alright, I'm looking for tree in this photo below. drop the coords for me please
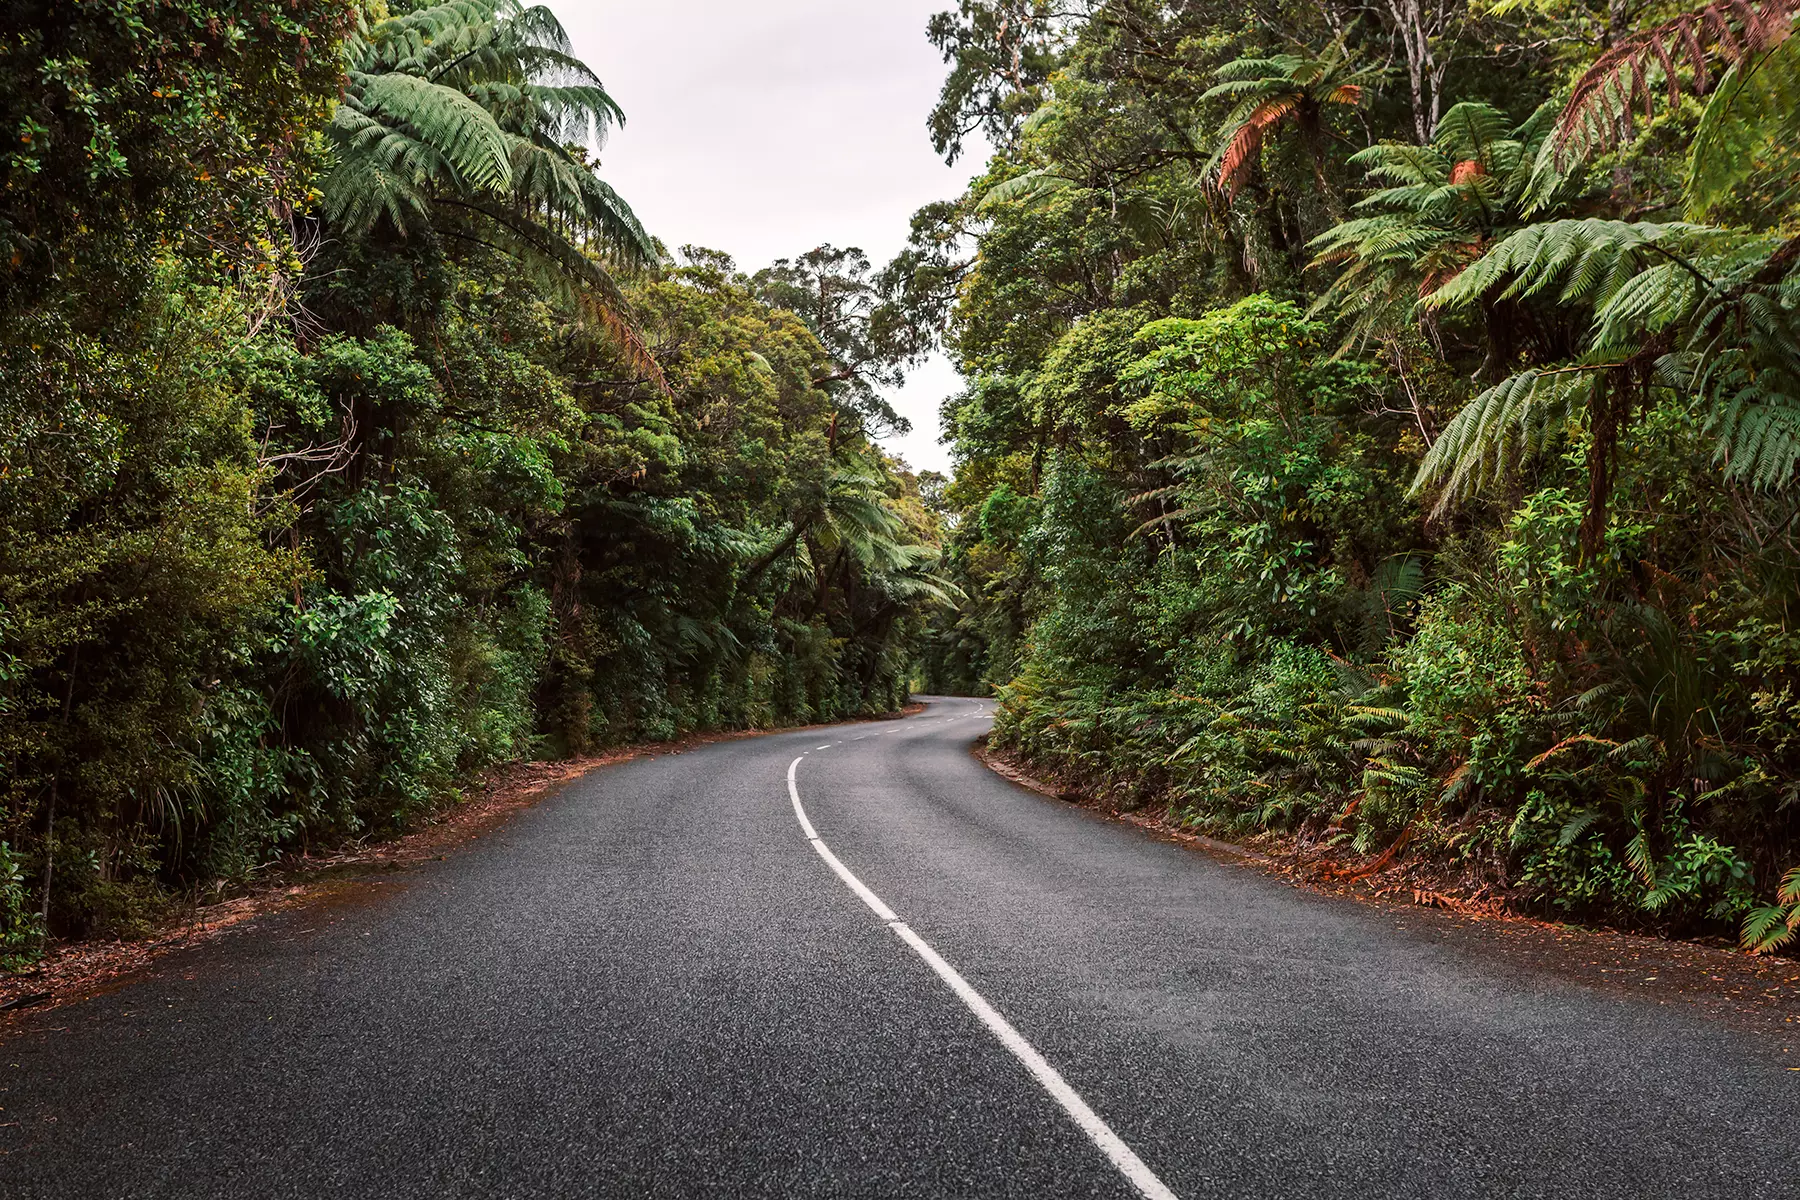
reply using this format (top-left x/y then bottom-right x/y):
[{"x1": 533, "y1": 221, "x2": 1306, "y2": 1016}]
[
  {"x1": 1201, "y1": 40, "x2": 1377, "y2": 219},
  {"x1": 753, "y1": 245, "x2": 933, "y2": 438},
  {"x1": 1413, "y1": 23, "x2": 1800, "y2": 546},
  {"x1": 326, "y1": 0, "x2": 661, "y2": 377},
  {"x1": 1310, "y1": 101, "x2": 1589, "y2": 368},
  {"x1": 0, "y1": 0, "x2": 354, "y2": 313},
  {"x1": 926, "y1": 0, "x2": 1077, "y2": 163}
]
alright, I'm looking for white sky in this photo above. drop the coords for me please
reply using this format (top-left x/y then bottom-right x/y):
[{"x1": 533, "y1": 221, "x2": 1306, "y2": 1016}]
[{"x1": 558, "y1": 1, "x2": 982, "y2": 474}]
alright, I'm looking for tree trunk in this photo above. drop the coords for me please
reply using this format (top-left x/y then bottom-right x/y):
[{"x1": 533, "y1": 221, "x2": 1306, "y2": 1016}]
[{"x1": 38, "y1": 779, "x2": 55, "y2": 926}]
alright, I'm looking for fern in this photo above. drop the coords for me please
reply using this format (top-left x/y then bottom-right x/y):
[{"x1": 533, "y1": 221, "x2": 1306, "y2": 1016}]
[
  {"x1": 327, "y1": 0, "x2": 661, "y2": 381},
  {"x1": 1427, "y1": 219, "x2": 1723, "y2": 312},
  {"x1": 1685, "y1": 34, "x2": 1800, "y2": 218},
  {"x1": 1741, "y1": 864, "x2": 1800, "y2": 951},
  {"x1": 1740, "y1": 902, "x2": 1799, "y2": 951},
  {"x1": 1309, "y1": 103, "x2": 1584, "y2": 344},
  {"x1": 977, "y1": 168, "x2": 1073, "y2": 211},
  {"x1": 1716, "y1": 395, "x2": 1800, "y2": 486},
  {"x1": 1199, "y1": 40, "x2": 1375, "y2": 203},
  {"x1": 328, "y1": 72, "x2": 515, "y2": 228},
  {"x1": 1552, "y1": 0, "x2": 1800, "y2": 166},
  {"x1": 1558, "y1": 809, "x2": 1603, "y2": 848},
  {"x1": 1411, "y1": 365, "x2": 1599, "y2": 511},
  {"x1": 1625, "y1": 820, "x2": 1659, "y2": 889},
  {"x1": 1417, "y1": 204, "x2": 1798, "y2": 510}
]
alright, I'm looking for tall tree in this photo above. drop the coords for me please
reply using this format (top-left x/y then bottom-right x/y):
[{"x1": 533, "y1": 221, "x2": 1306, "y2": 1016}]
[
  {"x1": 326, "y1": 0, "x2": 661, "y2": 376},
  {"x1": 753, "y1": 245, "x2": 932, "y2": 438}
]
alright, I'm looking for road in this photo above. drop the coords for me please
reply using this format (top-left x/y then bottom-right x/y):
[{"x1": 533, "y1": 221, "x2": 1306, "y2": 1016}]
[{"x1": 3, "y1": 697, "x2": 1793, "y2": 1198}]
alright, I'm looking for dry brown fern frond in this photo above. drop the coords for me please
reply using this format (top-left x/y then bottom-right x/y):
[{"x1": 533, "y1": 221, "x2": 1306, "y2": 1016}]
[{"x1": 1555, "y1": 0, "x2": 1799, "y2": 164}]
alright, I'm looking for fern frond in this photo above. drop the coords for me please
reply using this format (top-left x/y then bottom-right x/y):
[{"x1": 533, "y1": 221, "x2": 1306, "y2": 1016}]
[
  {"x1": 1427, "y1": 218, "x2": 1727, "y2": 312},
  {"x1": 1554, "y1": 0, "x2": 1800, "y2": 166},
  {"x1": 1411, "y1": 366, "x2": 1599, "y2": 511},
  {"x1": 1625, "y1": 823, "x2": 1658, "y2": 888},
  {"x1": 345, "y1": 69, "x2": 514, "y2": 194},
  {"x1": 1686, "y1": 34, "x2": 1800, "y2": 217},
  {"x1": 1707, "y1": 384, "x2": 1800, "y2": 487},
  {"x1": 1592, "y1": 261, "x2": 1704, "y2": 344},
  {"x1": 1740, "y1": 899, "x2": 1800, "y2": 952},
  {"x1": 1558, "y1": 809, "x2": 1603, "y2": 847},
  {"x1": 978, "y1": 169, "x2": 1073, "y2": 211},
  {"x1": 1435, "y1": 101, "x2": 1514, "y2": 168}
]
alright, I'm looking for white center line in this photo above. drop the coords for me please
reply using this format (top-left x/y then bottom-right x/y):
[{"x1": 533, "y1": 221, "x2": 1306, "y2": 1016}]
[{"x1": 784, "y1": 755, "x2": 1178, "y2": 1200}]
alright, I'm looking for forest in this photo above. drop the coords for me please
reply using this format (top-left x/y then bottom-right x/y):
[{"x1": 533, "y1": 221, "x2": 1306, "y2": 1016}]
[
  {"x1": 5, "y1": 0, "x2": 1800, "y2": 967},
  {"x1": 906, "y1": 0, "x2": 1800, "y2": 950},
  {"x1": 0, "y1": 1, "x2": 950, "y2": 957}
]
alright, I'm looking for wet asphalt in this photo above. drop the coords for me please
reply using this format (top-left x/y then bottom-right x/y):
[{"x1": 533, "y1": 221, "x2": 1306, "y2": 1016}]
[{"x1": 3, "y1": 697, "x2": 1794, "y2": 1198}]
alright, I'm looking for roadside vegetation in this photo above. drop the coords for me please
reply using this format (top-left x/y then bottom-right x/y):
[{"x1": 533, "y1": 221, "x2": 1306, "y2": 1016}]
[
  {"x1": 905, "y1": 0, "x2": 1800, "y2": 950},
  {"x1": 8, "y1": 0, "x2": 1800, "y2": 967},
  {"x1": 0, "y1": 1, "x2": 949, "y2": 959}
]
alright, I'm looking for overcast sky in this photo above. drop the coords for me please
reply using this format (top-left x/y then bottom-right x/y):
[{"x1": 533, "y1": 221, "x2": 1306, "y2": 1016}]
[{"x1": 557, "y1": 1, "x2": 982, "y2": 474}]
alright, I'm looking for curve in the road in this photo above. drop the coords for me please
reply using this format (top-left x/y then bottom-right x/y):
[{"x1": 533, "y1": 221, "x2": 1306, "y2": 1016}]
[
  {"x1": 788, "y1": 743, "x2": 1178, "y2": 1200},
  {"x1": 3, "y1": 695, "x2": 1795, "y2": 1198}
]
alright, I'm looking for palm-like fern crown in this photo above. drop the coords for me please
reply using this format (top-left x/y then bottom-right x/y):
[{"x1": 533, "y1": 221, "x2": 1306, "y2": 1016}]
[
  {"x1": 1199, "y1": 40, "x2": 1377, "y2": 199},
  {"x1": 326, "y1": 0, "x2": 662, "y2": 382},
  {"x1": 331, "y1": 0, "x2": 651, "y2": 261},
  {"x1": 812, "y1": 465, "x2": 962, "y2": 606},
  {"x1": 1308, "y1": 103, "x2": 1590, "y2": 341},
  {"x1": 1354, "y1": 103, "x2": 1535, "y2": 229},
  {"x1": 1392, "y1": 0, "x2": 1800, "y2": 522},
  {"x1": 1414, "y1": 216, "x2": 1798, "y2": 508}
]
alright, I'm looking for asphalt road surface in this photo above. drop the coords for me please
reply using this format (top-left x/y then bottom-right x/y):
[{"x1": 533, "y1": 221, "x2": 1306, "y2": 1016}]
[{"x1": 4, "y1": 697, "x2": 1794, "y2": 1198}]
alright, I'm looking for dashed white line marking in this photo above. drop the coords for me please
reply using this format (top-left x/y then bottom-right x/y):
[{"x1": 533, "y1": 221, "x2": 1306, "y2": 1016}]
[{"x1": 784, "y1": 754, "x2": 1178, "y2": 1200}]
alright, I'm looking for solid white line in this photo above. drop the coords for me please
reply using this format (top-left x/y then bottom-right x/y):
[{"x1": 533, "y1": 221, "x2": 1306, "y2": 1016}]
[
  {"x1": 783, "y1": 755, "x2": 1178, "y2": 1200},
  {"x1": 786, "y1": 756, "x2": 820, "y2": 840},
  {"x1": 787, "y1": 756, "x2": 893, "y2": 919},
  {"x1": 888, "y1": 923, "x2": 1178, "y2": 1200}
]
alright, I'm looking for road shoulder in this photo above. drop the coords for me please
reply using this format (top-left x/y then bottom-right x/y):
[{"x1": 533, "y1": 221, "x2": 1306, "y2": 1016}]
[
  {"x1": 975, "y1": 738, "x2": 1800, "y2": 1048},
  {"x1": 1, "y1": 706, "x2": 925, "y2": 1023}
]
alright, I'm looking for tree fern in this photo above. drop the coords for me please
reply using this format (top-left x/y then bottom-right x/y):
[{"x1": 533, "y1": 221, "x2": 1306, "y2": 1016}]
[
  {"x1": 1309, "y1": 102, "x2": 1586, "y2": 345},
  {"x1": 1411, "y1": 365, "x2": 1599, "y2": 511},
  {"x1": 1410, "y1": 213, "x2": 1800, "y2": 521},
  {"x1": 1200, "y1": 40, "x2": 1376, "y2": 213},
  {"x1": 1551, "y1": 0, "x2": 1800, "y2": 166},
  {"x1": 327, "y1": 0, "x2": 660, "y2": 380}
]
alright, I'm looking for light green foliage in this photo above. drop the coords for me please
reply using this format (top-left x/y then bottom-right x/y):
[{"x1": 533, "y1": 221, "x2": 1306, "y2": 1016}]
[{"x1": 1121, "y1": 298, "x2": 1403, "y2": 645}]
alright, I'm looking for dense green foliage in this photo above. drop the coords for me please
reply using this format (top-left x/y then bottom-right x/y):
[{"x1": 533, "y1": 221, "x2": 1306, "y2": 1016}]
[
  {"x1": 0, "y1": 2, "x2": 945, "y2": 952},
  {"x1": 907, "y1": 0, "x2": 1800, "y2": 948},
  {"x1": 9, "y1": 0, "x2": 1800, "y2": 961}
]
